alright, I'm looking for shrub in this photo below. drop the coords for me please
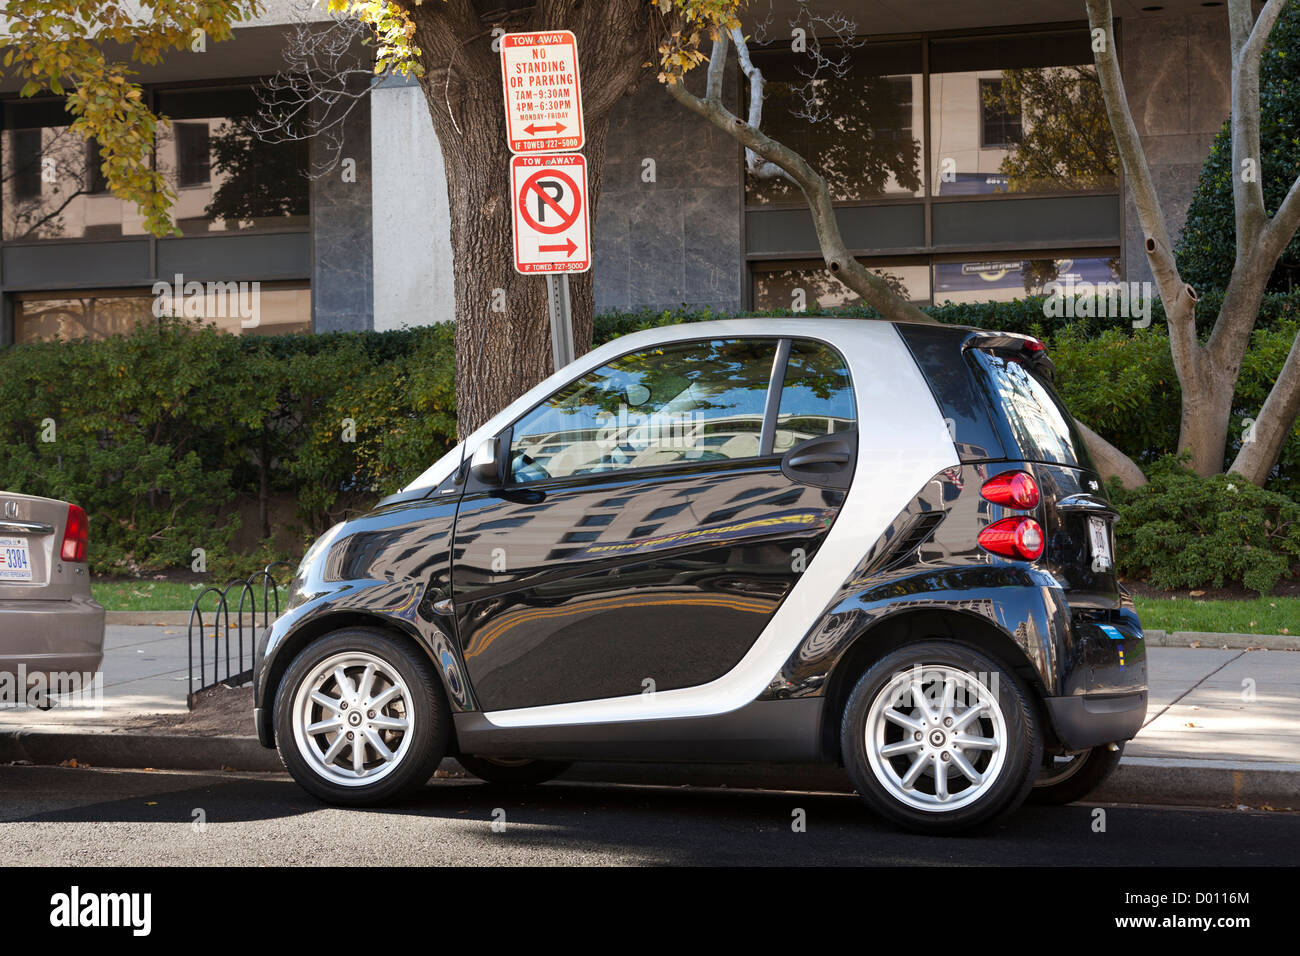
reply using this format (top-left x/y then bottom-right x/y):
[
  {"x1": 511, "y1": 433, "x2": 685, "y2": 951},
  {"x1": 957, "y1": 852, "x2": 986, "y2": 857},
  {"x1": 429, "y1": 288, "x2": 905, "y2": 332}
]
[
  {"x1": 1111, "y1": 460, "x2": 1300, "y2": 596},
  {"x1": 0, "y1": 318, "x2": 458, "y2": 574}
]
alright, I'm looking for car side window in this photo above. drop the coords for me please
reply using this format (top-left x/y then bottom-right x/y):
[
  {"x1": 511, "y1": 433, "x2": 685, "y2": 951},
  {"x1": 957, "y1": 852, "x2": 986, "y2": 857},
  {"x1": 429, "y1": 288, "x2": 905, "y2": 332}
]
[
  {"x1": 773, "y1": 340, "x2": 856, "y2": 452},
  {"x1": 510, "y1": 338, "x2": 778, "y2": 483}
]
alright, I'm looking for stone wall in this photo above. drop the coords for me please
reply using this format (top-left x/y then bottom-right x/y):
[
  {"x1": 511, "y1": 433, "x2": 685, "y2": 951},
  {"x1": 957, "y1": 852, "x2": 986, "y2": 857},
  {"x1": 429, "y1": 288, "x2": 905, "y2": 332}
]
[
  {"x1": 310, "y1": 83, "x2": 374, "y2": 333},
  {"x1": 593, "y1": 67, "x2": 744, "y2": 315},
  {"x1": 370, "y1": 76, "x2": 455, "y2": 330},
  {"x1": 1120, "y1": 11, "x2": 1232, "y2": 283}
]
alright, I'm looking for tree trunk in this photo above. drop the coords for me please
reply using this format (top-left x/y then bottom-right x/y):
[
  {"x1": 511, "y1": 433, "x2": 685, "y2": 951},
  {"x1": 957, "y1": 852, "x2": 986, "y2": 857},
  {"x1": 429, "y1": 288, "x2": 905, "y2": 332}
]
[
  {"x1": 1230, "y1": 326, "x2": 1300, "y2": 483},
  {"x1": 1075, "y1": 420, "x2": 1147, "y2": 488},
  {"x1": 406, "y1": 0, "x2": 649, "y2": 438}
]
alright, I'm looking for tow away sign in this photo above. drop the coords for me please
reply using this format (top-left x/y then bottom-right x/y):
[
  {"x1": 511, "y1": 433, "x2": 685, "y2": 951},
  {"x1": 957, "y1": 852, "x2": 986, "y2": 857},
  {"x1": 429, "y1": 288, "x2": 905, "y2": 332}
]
[
  {"x1": 500, "y1": 30, "x2": 584, "y2": 153},
  {"x1": 510, "y1": 153, "x2": 590, "y2": 274}
]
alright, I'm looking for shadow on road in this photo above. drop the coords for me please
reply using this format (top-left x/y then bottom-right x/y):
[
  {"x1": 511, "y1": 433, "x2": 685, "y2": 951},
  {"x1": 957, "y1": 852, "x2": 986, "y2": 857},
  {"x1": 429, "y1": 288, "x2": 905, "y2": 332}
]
[{"x1": 2, "y1": 766, "x2": 1298, "y2": 866}]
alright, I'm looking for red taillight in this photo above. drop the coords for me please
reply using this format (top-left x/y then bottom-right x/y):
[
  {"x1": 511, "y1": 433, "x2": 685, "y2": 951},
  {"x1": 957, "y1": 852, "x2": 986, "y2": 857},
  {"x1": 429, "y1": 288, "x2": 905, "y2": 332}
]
[
  {"x1": 60, "y1": 504, "x2": 88, "y2": 563},
  {"x1": 981, "y1": 471, "x2": 1040, "y2": 509},
  {"x1": 1024, "y1": 337, "x2": 1046, "y2": 353},
  {"x1": 978, "y1": 516, "x2": 1045, "y2": 561}
]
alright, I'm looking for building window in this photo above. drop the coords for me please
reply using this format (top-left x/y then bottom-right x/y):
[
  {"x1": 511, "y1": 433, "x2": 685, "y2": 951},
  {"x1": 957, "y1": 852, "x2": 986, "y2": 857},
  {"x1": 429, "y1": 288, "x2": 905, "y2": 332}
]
[
  {"x1": 932, "y1": 255, "x2": 1120, "y2": 305},
  {"x1": 979, "y1": 79, "x2": 1023, "y2": 148},
  {"x1": 173, "y1": 122, "x2": 211, "y2": 188},
  {"x1": 10, "y1": 129, "x2": 43, "y2": 200},
  {"x1": 3, "y1": 100, "x2": 148, "y2": 241},
  {"x1": 745, "y1": 40, "x2": 925, "y2": 204},
  {"x1": 1, "y1": 84, "x2": 310, "y2": 242},
  {"x1": 156, "y1": 87, "x2": 309, "y2": 235},
  {"x1": 930, "y1": 31, "x2": 1117, "y2": 196},
  {"x1": 752, "y1": 262, "x2": 932, "y2": 310},
  {"x1": 13, "y1": 284, "x2": 313, "y2": 343},
  {"x1": 752, "y1": 254, "x2": 1118, "y2": 310},
  {"x1": 84, "y1": 138, "x2": 109, "y2": 194}
]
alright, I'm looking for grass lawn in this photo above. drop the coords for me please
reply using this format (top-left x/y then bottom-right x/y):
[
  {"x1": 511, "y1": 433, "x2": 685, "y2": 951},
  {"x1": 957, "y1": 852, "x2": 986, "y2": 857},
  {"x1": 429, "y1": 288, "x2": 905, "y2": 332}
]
[
  {"x1": 94, "y1": 580, "x2": 290, "y2": 613},
  {"x1": 1134, "y1": 596, "x2": 1298, "y2": 636}
]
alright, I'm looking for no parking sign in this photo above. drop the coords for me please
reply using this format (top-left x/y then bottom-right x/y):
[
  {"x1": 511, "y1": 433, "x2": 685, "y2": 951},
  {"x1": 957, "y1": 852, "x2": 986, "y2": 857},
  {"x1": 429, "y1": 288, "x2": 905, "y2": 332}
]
[{"x1": 510, "y1": 153, "x2": 590, "y2": 274}]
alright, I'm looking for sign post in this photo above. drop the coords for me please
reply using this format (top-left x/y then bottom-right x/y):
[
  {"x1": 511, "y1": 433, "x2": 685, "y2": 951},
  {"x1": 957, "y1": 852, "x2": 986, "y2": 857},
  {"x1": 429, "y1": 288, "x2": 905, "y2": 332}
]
[
  {"x1": 501, "y1": 30, "x2": 587, "y2": 373},
  {"x1": 545, "y1": 275, "x2": 575, "y2": 370}
]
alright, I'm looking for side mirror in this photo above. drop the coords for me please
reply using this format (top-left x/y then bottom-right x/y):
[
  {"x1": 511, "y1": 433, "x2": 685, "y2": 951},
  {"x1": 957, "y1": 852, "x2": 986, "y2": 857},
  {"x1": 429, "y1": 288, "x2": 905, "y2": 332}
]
[{"x1": 469, "y1": 436, "x2": 503, "y2": 485}]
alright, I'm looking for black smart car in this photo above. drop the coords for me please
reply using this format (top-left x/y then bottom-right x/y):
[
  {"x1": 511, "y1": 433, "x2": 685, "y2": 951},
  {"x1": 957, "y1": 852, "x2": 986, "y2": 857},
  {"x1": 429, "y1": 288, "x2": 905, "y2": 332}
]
[{"x1": 253, "y1": 318, "x2": 1147, "y2": 833}]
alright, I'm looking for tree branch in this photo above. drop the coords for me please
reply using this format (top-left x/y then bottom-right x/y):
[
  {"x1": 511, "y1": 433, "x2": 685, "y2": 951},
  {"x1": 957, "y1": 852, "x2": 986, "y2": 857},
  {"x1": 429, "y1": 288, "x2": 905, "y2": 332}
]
[
  {"x1": 1227, "y1": 0, "x2": 1281, "y2": 250},
  {"x1": 665, "y1": 30, "x2": 932, "y2": 324},
  {"x1": 1085, "y1": 0, "x2": 1200, "y2": 375},
  {"x1": 1229, "y1": 324, "x2": 1300, "y2": 483}
]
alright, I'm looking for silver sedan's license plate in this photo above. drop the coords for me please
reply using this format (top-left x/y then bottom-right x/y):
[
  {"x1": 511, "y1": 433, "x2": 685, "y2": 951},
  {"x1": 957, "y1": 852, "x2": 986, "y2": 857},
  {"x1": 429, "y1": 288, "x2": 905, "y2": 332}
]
[
  {"x1": 0, "y1": 537, "x2": 33, "y2": 582},
  {"x1": 1088, "y1": 516, "x2": 1112, "y2": 571}
]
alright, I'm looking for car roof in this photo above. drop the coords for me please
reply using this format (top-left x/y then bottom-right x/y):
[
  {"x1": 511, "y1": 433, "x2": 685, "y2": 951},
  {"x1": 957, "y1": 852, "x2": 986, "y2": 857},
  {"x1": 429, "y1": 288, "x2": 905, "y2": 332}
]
[{"x1": 611, "y1": 316, "x2": 978, "y2": 338}]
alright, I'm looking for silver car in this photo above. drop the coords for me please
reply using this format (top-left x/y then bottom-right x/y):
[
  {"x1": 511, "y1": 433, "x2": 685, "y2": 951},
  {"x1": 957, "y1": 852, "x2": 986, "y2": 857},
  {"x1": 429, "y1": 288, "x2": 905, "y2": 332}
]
[{"x1": 0, "y1": 492, "x2": 104, "y2": 697}]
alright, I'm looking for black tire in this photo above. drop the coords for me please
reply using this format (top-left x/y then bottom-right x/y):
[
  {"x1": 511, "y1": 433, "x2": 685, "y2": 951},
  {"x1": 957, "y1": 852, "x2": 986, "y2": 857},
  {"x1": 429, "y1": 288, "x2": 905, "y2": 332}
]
[
  {"x1": 1029, "y1": 743, "x2": 1124, "y2": 805},
  {"x1": 274, "y1": 628, "x2": 450, "y2": 806},
  {"x1": 457, "y1": 754, "x2": 572, "y2": 785},
  {"x1": 840, "y1": 640, "x2": 1041, "y2": 834}
]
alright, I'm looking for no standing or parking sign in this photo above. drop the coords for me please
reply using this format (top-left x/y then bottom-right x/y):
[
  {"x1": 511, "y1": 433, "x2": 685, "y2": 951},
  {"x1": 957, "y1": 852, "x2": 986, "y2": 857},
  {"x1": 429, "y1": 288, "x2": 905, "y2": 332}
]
[
  {"x1": 510, "y1": 153, "x2": 591, "y2": 274},
  {"x1": 500, "y1": 30, "x2": 585, "y2": 153}
]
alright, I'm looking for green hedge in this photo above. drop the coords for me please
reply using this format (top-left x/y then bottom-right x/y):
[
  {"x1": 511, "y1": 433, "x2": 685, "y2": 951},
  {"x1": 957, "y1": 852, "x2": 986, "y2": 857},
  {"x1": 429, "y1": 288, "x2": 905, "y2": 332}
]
[
  {"x1": 1111, "y1": 460, "x2": 1300, "y2": 596},
  {"x1": 0, "y1": 319, "x2": 455, "y2": 574},
  {"x1": 4, "y1": 292, "x2": 1299, "y2": 575}
]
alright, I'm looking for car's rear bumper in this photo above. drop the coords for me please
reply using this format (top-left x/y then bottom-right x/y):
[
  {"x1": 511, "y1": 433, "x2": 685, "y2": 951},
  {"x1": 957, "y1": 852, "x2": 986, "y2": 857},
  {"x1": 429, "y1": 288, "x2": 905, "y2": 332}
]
[
  {"x1": 0, "y1": 595, "x2": 105, "y2": 677},
  {"x1": 1043, "y1": 689, "x2": 1147, "y2": 750},
  {"x1": 1046, "y1": 605, "x2": 1147, "y2": 750}
]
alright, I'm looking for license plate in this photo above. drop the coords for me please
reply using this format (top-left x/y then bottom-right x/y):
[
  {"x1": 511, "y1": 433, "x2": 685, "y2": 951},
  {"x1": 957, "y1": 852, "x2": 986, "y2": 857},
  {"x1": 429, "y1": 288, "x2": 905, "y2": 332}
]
[
  {"x1": 0, "y1": 537, "x2": 33, "y2": 582},
  {"x1": 1087, "y1": 516, "x2": 1113, "y2": 572}
]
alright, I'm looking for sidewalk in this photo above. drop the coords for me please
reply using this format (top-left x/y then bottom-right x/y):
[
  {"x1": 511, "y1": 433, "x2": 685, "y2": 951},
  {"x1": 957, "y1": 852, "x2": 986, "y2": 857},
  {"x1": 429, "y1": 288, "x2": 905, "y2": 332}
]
[{"x1": 1, "y1": 626, "x2": 1297, "y2": 807}]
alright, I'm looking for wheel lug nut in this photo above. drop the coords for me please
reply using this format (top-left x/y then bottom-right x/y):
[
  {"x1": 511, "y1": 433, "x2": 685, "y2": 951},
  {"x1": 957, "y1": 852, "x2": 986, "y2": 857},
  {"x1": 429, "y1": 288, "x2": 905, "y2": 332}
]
[
  {"x1": 346, "y1": 731, "x2": 354, "y2": 740},
  {"x1": 367, "y1": 710, "x2": 375, "y2": 719},
  {"x1": 914, "y1": 731, "x2": 923, "y2": 741},
  {"x1": 941, "y1": 752, "x2": 950, "y2": 762},
  {"x1": 341, "y1": 702, "x2": 348, "y2": 710},
  {"x1": 943, "y1": 717, "x2": 953, "y2": 727}
]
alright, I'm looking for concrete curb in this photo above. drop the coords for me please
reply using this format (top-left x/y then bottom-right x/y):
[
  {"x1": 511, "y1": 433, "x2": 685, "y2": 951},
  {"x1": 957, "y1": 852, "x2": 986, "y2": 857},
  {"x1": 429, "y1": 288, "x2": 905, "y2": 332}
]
[
  {"x1": 105, "y1": 612, "x2": 192, "y2": 627},
  {"x1": 1093, "y1": 757, "x2": 1300, "y2": 809},
  {"x1": 0, "y1": 729, "x2": 282, "y2": 773},
  {"x1": 1143, "y1": 629, "x2": 1298, "y2": 650},
  {"x1": 2, "y1": 731, "x2": 1296, "y2": 810}
]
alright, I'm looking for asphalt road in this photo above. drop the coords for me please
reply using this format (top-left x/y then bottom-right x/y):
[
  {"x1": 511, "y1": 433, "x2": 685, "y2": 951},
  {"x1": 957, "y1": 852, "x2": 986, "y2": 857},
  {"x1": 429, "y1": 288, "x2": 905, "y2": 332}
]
[{"x1": 0, "y1": 764, "x2": 1297, "y2": 866}]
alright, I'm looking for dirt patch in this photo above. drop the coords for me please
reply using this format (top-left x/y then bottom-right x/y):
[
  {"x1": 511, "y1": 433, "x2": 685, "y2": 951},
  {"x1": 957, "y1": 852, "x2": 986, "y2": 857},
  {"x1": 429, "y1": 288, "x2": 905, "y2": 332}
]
[
  {"x1": 1123, "y1": 578, "x2": 1300, "y2": 601},
  {"x1": 125, "y1": 684, "x2": 257, "y2": 737}
]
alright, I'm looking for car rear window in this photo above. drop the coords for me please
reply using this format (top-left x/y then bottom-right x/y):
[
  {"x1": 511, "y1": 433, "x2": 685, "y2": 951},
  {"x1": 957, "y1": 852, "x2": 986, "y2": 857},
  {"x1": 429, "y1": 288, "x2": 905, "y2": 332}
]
[{"x1": 970, "y1": 350, "x2": 1092, "y2": 469}]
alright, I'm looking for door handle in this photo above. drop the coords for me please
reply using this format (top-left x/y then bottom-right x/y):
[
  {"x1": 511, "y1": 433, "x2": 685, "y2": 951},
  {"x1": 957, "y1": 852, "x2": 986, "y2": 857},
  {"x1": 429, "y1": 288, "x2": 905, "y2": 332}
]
[{"x1": 786, "y1": 450, "x2": 851, "y2": 468}]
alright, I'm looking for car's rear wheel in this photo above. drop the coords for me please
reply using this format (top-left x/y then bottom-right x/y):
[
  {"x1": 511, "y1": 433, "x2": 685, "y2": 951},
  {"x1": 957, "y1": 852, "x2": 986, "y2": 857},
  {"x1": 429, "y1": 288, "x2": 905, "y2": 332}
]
[
  {"x1": 274, "y1": 629, "x2": 449, "y2": 805},
  {"x1": 841, "y1": 640, "x2": 1040, "y2": 833},
  {"x1": 1029, "y1": 743, "x2": 1124, "y2": 805},
  {"x1": 457, "y1": 754, "x2": 572, "y2": 785}
]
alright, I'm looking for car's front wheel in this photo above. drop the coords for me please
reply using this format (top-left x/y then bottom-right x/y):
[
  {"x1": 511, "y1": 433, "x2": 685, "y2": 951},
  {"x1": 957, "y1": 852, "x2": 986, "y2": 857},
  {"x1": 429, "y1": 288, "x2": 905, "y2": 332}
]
[
  {"x1": 841, "y1": 641, "x2": 1041, "y2": 833},
  {"x1": 274, "y1": 628, "x2": 449, "y2": 805}
]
